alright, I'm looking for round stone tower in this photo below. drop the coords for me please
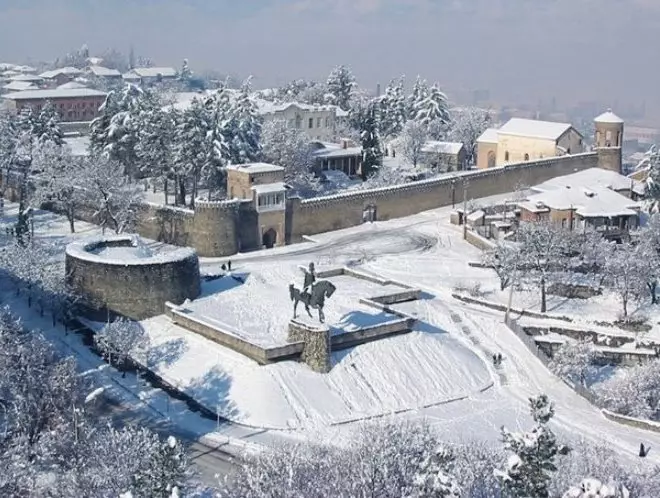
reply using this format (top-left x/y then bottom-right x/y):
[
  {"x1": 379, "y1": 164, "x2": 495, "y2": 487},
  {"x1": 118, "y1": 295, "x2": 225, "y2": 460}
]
[{"x1": 594, "y1": 109, "x2": 624, "y2": 173}]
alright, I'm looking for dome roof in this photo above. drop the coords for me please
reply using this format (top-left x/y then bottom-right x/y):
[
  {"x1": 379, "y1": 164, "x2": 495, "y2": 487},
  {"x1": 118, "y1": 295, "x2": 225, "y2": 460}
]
[{"x1": 594, "y1": 109, "x2": 623, "y2": 124}]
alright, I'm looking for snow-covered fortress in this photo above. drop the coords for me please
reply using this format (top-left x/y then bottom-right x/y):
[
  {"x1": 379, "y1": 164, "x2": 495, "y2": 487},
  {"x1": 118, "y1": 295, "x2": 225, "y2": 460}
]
[{"x1": 0, "y1": 112, "x2": 625, "y2": 258}]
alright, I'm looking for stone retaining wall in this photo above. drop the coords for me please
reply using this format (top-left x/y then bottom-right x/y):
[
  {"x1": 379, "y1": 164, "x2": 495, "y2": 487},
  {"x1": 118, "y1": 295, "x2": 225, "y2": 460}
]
[{"x1": 601, "y1": 409, "x2": 660, "y2": 434}]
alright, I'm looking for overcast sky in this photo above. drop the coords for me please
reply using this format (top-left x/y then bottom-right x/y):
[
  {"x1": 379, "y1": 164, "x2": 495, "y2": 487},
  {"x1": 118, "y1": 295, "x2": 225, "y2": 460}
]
[{"x1": 1, "y1": 0, "x2": 659, "y2": 121}]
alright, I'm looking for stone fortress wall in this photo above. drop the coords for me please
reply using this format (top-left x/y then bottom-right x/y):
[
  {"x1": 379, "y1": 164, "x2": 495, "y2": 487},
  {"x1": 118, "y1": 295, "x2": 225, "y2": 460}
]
[
  {"x1": 65, "y1": 235, "x2": 201, "y2": 320},
  {"x1": 2, "y1": 149, "x2": 610, "y2": 257}
]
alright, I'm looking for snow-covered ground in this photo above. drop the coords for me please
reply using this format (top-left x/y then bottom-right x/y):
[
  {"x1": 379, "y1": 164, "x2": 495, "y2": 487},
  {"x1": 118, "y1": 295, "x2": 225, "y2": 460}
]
[
  {"x1": 188, "y1": 267, "x2": 407, "y2": 346},
  {"x1": 5, "y1": 195, "x2": 660, "y2": 468}
]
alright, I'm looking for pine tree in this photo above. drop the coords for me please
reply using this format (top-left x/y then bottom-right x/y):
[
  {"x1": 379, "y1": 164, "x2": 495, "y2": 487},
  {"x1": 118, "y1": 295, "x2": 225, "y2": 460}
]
[
  {"x1": 379, "y1": 76, "x2": 407, "y2": 139},
  {"x1": 226, "y1": 76, "x2": 262, "y2": 165},
  {"x1": 407, "y1": 75, "x2": 429, "y2": 120},
  {"x1": 35, "y1": 101, "x2": 64, "y2": 146},
  {"x1": 104, "y1": 84, "x2": 146, "y2": 178},
  {"x1": 496, "y1": 394, "x2": 570, "y2": 498},
  {"x1": 409, "y1": 446, "x2": 461, "y2": 497},
  {"x1": 415, "y1": 83, "x2": 450, "y2": 137},
  {"x1": 179, "y1": 58, "x2": 192, "y2": 82},
  {"x1": 132, "y1": 436, "x2": 189, "y2": 498},
  {"x1": 360, "y1": 101, "x2": 383, "y2": 180},
  {"x1": 90, "y1": 90, "x2": 120, "y2": 155},
  {"x1": 326, "y1": 64, "x2": 355, "y2": 111},
  {"x1": 203, "y1": 87, "x2": 232, "y2": 197},
  {"x1": 174, "y1": 97, "x2": 208, "y2": 206}
]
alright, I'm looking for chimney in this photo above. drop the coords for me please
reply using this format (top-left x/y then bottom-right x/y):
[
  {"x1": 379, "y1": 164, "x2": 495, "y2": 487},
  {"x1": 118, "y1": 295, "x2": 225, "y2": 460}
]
[
  {"x1": 376, "y1": 83, "x2": 381, "y2": 97},
  {"x1": 342, "y1": 139, "x2": 348, "y2": 149}
]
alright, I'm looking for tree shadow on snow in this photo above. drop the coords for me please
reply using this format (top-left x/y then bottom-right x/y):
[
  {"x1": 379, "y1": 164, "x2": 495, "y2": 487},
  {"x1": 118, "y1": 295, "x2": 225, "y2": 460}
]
[
  {"x1": 185, "y1": 366, "x2": 240, "y2": 422},
  {"x1": 147, "y1": 338, "x2": 189, "y2": 368}
]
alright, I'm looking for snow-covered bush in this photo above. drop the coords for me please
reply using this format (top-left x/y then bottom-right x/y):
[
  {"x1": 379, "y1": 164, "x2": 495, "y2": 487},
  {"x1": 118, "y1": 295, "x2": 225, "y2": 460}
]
[
  {"x1": 549, "y1": 339, "x2": 597, "y2": 387},
  {"x1": 562, "y1": 479, "x2": 629, "y2": 497},
  {"x1": 594, "y1": 359, "x2": 660, "y2": 421},
  {"x1": 95, "y1": 317, "x2": 150, "y2": 372}
]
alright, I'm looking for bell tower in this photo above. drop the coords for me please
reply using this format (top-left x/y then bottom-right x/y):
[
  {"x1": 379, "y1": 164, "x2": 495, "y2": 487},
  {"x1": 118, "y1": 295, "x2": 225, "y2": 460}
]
[{"x1": 594, "y1": 109, "x2": 624, "y2": 173}]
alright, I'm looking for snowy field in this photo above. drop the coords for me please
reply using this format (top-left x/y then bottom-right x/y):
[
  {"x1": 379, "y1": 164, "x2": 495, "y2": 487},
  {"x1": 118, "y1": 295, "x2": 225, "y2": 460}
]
[
  {"x1": 6, "y1": 198, "x2": 660, "y2": 467},
  {"x1": 135, "y1": 313, "x2": 493, "y2": 429},
  {"x1": 188, "y1": 266, "x2": 408, "y2": 347}
]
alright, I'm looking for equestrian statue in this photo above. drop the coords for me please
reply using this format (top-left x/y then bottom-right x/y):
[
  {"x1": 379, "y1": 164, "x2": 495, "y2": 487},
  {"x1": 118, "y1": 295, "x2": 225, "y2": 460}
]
[{"x1": 289, "y1": 263, "x2": 336, "y2": 323}]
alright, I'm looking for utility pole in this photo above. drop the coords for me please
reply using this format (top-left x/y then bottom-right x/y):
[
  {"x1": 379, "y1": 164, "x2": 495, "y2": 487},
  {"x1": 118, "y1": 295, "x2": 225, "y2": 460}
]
[
  {"x1": 451, "y1": 178, "x2": 456, "y2": 208},
  {"x1": 462, "y1": 180, "x2": 468, "y2": 240}
]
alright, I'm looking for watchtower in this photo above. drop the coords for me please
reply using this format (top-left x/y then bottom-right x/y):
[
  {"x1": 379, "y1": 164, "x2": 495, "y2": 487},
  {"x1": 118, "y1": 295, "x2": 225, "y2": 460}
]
[
  {"x1": 226, "y1": 163, "x2": 287, "y2": 249},
  {"x1": 594, "y1": 109, "x2": 624, "y2": 173}
]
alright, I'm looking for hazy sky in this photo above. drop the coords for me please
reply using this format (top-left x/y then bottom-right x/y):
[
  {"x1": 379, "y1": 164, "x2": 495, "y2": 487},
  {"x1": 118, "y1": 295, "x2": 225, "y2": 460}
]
[{"x1": 1, "y1": 0, "x2": 659, "y2": 120}]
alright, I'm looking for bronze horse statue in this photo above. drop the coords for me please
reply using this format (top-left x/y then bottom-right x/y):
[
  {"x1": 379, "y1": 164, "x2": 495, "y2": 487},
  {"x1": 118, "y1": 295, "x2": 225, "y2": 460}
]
[{"x1": 289, "y1": 279, "x2": 336, "y2": 323}]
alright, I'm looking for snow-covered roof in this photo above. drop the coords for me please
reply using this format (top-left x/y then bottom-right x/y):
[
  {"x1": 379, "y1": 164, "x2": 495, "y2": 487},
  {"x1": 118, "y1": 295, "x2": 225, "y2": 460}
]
[
  {"x1": 2, "y1": 88, "x2": 106, "y2": 100},
  {"x1": 251, "y1": 182, "x2": 286, "y2": 194},
  {"x1": 519, "y1": 186, "x2": 640, "y2": 218},
  {"x1": 57, "y1": 81, "x2": 88, "y2": 90},
  {"x1": 39, "y1": 67, "x2": 84, "y2": 79},
  {"x1": 256, "y1": 100, "x2": 337, "y2": 116},
  {"x1": 498, "y1": 118, "x2": 576, "y2": 140},
  {"x1": 125, "y1": 67, "x2": 177, "y2": 78},
  {"x1": 66, "y1": 235, "x2": 197, "y2": 266},
  {"x1": 227, "y1": 162, "x2": 284, "y2": 174},
  {"x1": 594, "y1": 109, "x2": 623, "y2": 124},
  {"x1": 2, "y1": 81, "x2": 37, "y2": 92},
  {"x1": 88, "y1": 65, "x2": 121, "y2": 77},
  {"x1": 8, "y1": 74, "x2": 43, "y2": 82},
  {"x1": 477, "y1": 127, "x2": 499, "y2": 143},
  {"x1": 421, "y1": 141, "x2": 464, "y2": 155},
  {"x1": 86, "y1": 57, "x2": 104, "y2": 66},
  {"x1": 532, "y1": 167, "x2": 645, "y2": 196},
  {"x1": 15, "y1": 65, "x2": 36, "y2": 73},
  {"x1": 313, "y1": 146, "x2": 362, "y2": 158}
]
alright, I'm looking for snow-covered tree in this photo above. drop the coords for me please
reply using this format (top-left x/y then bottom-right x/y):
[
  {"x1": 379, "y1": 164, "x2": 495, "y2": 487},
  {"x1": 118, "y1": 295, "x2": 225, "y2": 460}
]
[
  {"x1": 408, "y1": 446, "x2": 461, "y2": 497},
  {"x1": 446, "y1": 107, "x2": 490, "y2": 165},
  {"x1": 261, "y1": 119, "x2": 318, "y2": 194},
  {"x1": 603, "y1": 241, "x2": 646, "y2": 317},
  {"x1": 33, "y1": 100, "x2": 64, "y2": 146},
  {"x1": 94, "y1": 317, "x2": 150, "y2": 373},
  {"x1": 549, "y1": 339, "x2": 597, "y2": 387},
  {"x1": 407, "y1": 75, "x2": 430, "y2": 120},
  {"x1": 414, "y1": 83, "x2": 450, "y2": 137},
  {"x1": 633, "y1": 215, "x2": 660, "y2": 303},
  {"x1": 132, "y1": 435, "x2": 190, "y2": 498},
  {"x1": 643, "y1": 145, "x2": 660, "y2": 212},
  {"x1": 379, "y1": 76, "x2": 407, "y2": 139},
  {"x1": 359, "y1": 101, "x2": 383, "y2": 180},
  {"x1": 179, "y1": 58, "x2": 192, "y2": 83},
  {"x1": 82, "y1": 155, "x2": 144, "y2": 233},
  {"x1": 226, "y1": 77, "x2": 262, "y2": 165},
  {"x1": 397, "y1": 120, "x2": 429, "y2": 168},
  {"x1": 484, "y1": 242, "x2": 520, "y2": 291},
  {"x1": 326, "y1": 64, "x2": 355, "y2": 111},
  {"x1": 515, "y1": 221, "x2": 573, "y2": 312},
  {"x1": 202, "y1": 87, "x2": 232, "y2": 197},
  {"x1": 90, "y1": 89, "x2": 121, "y2": 155},
  {"x1": 173, "y1": 96, "x2": 209, "y2": 205},
  {"x1": 496, "y1": 394, "x2": 570, "y2": 498},
  {"x1": 563, "y1": 479, "x2": 630, "y2": 498}
]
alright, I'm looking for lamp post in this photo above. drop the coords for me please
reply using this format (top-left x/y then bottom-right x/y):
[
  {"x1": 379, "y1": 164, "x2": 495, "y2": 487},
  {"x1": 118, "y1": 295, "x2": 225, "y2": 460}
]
[
  {"x1": 451, "y1": 178, "x2": 456, "y2": 208},
  {"x1": 462, "y1": 180, "x2": 469, "y2": 240}
]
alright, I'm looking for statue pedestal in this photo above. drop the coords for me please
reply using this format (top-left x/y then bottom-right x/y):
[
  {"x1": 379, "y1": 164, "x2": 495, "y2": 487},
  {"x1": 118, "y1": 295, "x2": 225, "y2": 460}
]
[{"x1": 288, "y1": 318, "x2": 331, "y2": 373}]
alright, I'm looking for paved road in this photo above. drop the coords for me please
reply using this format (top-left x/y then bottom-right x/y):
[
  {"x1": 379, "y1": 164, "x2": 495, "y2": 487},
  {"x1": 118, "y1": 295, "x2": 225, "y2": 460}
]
[{"x1": 94, "y1": 395, "x2": 236, "y2": 486}]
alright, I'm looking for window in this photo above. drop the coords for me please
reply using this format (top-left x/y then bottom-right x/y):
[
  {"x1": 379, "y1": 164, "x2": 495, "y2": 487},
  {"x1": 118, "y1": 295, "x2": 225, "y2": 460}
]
[
  {"x1": 325, "y1": 117, "x2": 331, "y2": 127},
  {"x1": 524, "y1": 153, "x2": 529, "y2": 161},
  {"x1": 308, "y1": 118, "x2": 314, "y2": 129},
  {"x1": 317, "y1": 117, "x2": 322, "y2": 128},
  {"x1": 295, "y1": 116, "x2": 302, "y2": 129},
  {"x1": 578, "y1": 138, "x2": 582, "y2": 145},
  {"x1": 562, "y1": 218, "x2": 567, "y2": 228},
  {"x1": 287, "y1": 119, "x2": 294, "y2": 128},
  {"x1": 504, "y1": 151, "x2": 510, "y2": 162},
  {"x1": 605, "y1": 130, "x2": 612, "y2": 141}
]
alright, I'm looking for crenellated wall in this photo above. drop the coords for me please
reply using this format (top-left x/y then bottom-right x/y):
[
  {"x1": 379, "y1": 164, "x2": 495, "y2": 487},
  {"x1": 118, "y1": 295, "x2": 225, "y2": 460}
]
[
  {"x1": 1, "y1": 151, "x2": 603, "y2": 257},
  {"x1": 288, "y1": 152, "x2": 599, "y2": 241}
]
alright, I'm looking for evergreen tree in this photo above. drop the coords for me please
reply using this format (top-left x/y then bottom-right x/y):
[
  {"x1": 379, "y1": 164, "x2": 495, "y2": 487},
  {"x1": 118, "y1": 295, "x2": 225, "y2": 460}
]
[
  {"x1": 35, "y1": 101, "x2": 64, "y2": 146},
  {"x1": 409, "y1": 446, "x2": 461, "y2": 497},
  {"x1": 133, "y1": 436, "x2": 189, "y2": 498},
  {"x1": 226, "y1": 76, "x2": 262, "y2": 165},
  {"x1": 644, "y1": 146, "x2": 660, "y2": 212},
  {"x1": 415, "y1": 83, "x2": 450, "y2": 137},
  {"x1": 359, "y1": 101, "x2": 383, "y2": 180},
  {"x1": 179, "y1": 58, "x2": 192, "y2": 82},
  {"x1": 90, "y1": 90, "x2": 120, "y2": 155},
  {"x1": 203, "y1": 87, "x2": 232, "y2": 196},
  {"x1": 174, "y1": 97, "x2": 209, "y2": 206},
  {"x1": 379, "y1": 76, "x2": 407, "y2": 139},
  {"x1": 496, "y1": 394, "x2": 570, "y2": 498},
  {"x1": 326, "y1": 64, "x2": 356, "y2": 111},
  {"x1": 407, "y1": 75, "x2": 429, "y2": 120}
]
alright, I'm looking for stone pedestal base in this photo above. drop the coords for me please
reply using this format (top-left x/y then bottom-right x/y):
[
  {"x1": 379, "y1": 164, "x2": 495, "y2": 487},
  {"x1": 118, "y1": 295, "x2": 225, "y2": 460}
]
[{"x1": 288, "y1": 318, "x2": 331, "y2": 373}]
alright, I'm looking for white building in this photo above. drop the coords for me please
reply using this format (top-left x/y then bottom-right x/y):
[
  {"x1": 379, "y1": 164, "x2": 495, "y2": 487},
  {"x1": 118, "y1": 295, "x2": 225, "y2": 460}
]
[{"x1": 123, "y1": 67, "x2": 178, "y2": 85}]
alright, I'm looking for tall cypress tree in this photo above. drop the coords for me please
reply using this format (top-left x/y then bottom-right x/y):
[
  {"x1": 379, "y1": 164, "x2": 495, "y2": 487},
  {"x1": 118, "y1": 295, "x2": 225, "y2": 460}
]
[{"x1": 359, "y1": 102, "x2": 383, "y2": 181}]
